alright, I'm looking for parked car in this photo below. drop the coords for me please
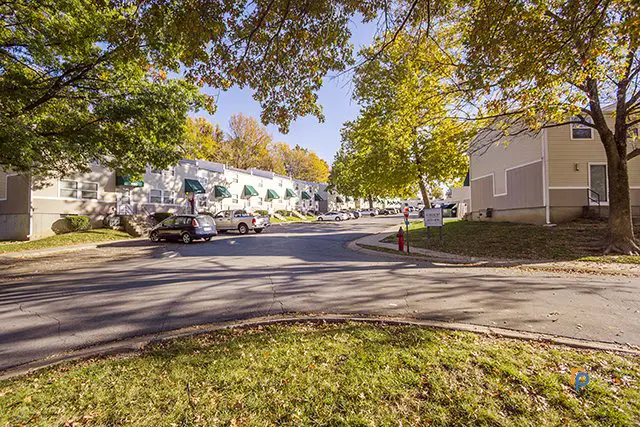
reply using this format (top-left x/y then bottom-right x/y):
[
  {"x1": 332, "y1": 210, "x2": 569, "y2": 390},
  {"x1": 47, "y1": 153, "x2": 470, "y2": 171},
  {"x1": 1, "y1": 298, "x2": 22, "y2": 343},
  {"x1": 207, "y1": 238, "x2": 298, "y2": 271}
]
[
  {"x1": 340, "y1": 210, "x2": 355, "y2": 219},
  {"x1": 149, "y1": 214, "x2": 217, "y2": 244},
  {"x1": 213, "y1": 209, "x2": 270, "y2": 234},
  {"x1": 350, "y1": 211, "x2": 361, "y2": 219},
  {"x1": 360, "y1": 209, "x2": 378, "y2": 217},
  {"x1": 317, "y1": 211, "x2": 350, "y2": 221}
]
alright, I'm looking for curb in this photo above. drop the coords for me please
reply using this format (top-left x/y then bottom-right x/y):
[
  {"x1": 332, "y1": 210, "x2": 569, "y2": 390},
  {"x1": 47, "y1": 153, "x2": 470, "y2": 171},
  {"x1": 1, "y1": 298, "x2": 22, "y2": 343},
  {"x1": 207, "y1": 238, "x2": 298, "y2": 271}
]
[
  {"x1": 2, "y1": 314, "x2": 638, "y2": 381},
  {"x1": 345, "y1": 231, "x2": 500, "y2": 266}
]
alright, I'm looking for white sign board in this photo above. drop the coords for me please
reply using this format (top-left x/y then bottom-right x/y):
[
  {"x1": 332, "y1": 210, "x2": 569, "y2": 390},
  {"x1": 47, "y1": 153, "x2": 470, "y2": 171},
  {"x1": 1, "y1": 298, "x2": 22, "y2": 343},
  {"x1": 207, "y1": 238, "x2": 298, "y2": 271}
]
[{"x1": 423, "y1": 208, "x2": 443, "y2": 227}]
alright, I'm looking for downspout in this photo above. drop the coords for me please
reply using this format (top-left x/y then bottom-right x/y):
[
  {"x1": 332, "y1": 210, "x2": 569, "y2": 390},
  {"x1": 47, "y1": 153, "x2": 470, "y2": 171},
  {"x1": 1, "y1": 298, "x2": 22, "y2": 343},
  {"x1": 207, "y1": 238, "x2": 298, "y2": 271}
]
[
  {"x1": 27, "y1": 175, "x2": 33, "y2": 240},
  {"x1": 542, "y1": 129, "x2": 551, "y2": 224}
]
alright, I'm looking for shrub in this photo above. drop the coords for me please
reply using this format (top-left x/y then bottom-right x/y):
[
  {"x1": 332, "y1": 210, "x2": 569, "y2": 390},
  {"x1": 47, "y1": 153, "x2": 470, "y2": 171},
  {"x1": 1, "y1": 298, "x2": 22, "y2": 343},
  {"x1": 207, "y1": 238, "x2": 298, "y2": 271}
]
[
  {"x1": 66, "y1": 215, "x2": 91, "y2": 232},
  {"x1": 254, "y1": 209, "x2": 269, "y2": 216},
  {"x1": 152, "y1": 212, "x2": 173, "y2": 222}
]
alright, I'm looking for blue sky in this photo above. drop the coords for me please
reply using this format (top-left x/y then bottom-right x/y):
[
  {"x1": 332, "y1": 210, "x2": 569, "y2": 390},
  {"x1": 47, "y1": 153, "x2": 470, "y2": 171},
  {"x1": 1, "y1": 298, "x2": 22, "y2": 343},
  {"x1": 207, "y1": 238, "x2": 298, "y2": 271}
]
[{"x1": 194, "y1": 20, "x2": 378, "y2": 165}]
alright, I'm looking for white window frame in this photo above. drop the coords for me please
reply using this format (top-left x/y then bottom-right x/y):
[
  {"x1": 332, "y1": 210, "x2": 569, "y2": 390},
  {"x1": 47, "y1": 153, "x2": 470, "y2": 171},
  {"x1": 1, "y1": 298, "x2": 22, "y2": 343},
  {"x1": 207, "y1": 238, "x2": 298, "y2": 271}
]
[
  {"x1": 233, "y1": 174, "x2": 239, "y2": 183},
  {"x1": 149, "y1": 189, "x2": 163, "y2": 204},
  {"x1": 587, "y1": 162, "x2": 609, "y2": 205},
  {"x1": 149, "y1": 189, "x2": 177, "y2": 205},
  {"x1": 58, "y1": 180, "x2": 99, "y2": 200},
  {"x1": 570, "y1": 121, "x2": 594, "y2": 140}
]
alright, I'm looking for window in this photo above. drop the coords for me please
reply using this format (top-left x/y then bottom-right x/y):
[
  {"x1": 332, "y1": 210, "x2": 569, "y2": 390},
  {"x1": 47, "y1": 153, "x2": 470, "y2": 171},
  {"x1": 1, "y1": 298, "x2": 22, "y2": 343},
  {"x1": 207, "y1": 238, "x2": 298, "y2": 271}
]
[
  {"x1": 233, "y1": 174, "x2": 239, "y2": 183},
  {"x1": 59, "y1": 180, "x2": 98, "y2": 199},
  {"x1": 150, "y1": 189, "x2": 176, "y2": 204},
  {"x1": 278, "y1": 180, "x2": 283, "y2": 187},
  {"x1": 163, "y1": 191, "x2": 175, "y2": 204},
  {"x1": 80, "y1": 182, "x2": 98, "y2": 199},
  {"x1": 232, "y1": 194, "x2": 239, "y2": 204},
  {"x1": 59, "y1": 180, "x2": 78, "y2": 198},
  {"x1": 571, "y1": 121, "x2": 593, "y2": 139},
  {"x1": 258, "y1": 179, "x2": 263, "y2": 187},
  {"x1": 150, "y1": 189, "x2": 162, "y2": 204}
]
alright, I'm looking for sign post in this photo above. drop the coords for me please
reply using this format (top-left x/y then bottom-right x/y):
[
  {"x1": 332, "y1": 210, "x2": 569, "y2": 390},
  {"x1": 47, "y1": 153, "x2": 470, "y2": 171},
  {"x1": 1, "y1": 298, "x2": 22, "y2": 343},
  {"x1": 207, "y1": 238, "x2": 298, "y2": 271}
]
[
  {"x1": 403, "y1": 209, "x2": 410, "y2": 253},
  {"x1": 422, "y1": 208, "x2": 444, "y2": 243}
]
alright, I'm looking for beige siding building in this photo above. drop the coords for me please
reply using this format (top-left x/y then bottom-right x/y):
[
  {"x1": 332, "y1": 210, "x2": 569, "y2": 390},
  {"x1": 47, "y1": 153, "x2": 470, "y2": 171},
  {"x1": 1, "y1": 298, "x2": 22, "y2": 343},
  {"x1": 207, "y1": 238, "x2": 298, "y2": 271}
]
[{"x1": 470, "y1": 120, "x2": 640, "y2": 224}]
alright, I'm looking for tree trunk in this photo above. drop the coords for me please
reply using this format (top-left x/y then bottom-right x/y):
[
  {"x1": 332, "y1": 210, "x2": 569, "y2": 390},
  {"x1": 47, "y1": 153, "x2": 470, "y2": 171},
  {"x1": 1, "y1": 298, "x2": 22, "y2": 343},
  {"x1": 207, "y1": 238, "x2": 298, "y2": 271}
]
[
  {"x1": 418, "y1": 176, "x2": 430, "y2": 208},
  {"x1": 368, "y1": 195, "x2": 373, "y2": 209},
  {"x1": 603, "y1": 133, "x2": 639, "y2": 254}
]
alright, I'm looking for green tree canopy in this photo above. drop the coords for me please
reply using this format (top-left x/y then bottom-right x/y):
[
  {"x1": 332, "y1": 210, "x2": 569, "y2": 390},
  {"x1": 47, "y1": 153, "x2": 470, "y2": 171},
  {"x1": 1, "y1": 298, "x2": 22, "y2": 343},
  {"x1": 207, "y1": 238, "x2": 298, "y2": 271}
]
[
  {"x1": 331, "y1": 30, "x2": 474, "y2": 204},
  {"x1": 0, "y1": 0, "x2": 211, "y2": 180}
]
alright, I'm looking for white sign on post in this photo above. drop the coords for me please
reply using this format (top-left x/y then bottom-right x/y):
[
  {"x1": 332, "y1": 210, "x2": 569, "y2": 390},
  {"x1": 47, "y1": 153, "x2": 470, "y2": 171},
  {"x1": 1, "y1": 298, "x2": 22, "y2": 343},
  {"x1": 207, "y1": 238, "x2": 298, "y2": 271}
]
[{"x1": 423, "y1": 208, "x2": 443, "y2": 227}]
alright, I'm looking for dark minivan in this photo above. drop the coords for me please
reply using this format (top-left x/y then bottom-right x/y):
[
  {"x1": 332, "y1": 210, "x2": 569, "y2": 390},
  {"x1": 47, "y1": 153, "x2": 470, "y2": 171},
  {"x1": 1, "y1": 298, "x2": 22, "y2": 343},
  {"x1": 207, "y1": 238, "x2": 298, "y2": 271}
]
[{"x1": 149, "y1": 214, "x2": 217, "y2": 244}]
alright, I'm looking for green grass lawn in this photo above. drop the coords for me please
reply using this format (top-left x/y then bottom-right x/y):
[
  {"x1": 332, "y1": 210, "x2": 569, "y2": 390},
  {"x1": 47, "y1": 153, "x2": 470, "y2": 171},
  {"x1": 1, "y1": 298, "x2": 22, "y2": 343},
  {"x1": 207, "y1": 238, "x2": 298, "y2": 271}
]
[
  {"x1": 1, "y1": 323, "x2": 638, "y2": 426},
  {"x1": 0, "y1": 228, "x2": 132, "y2": 254},
  {"x1": 383, "y1": 219, "x2": 640, "y2": 262},
  {"x1": 271, "y1": 216, "x2": 311, "y2": 224}
]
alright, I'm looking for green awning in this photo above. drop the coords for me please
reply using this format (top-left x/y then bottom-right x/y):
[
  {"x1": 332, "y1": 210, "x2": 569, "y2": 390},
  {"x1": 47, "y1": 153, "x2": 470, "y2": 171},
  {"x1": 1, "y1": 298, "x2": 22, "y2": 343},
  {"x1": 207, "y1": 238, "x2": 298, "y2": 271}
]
[
  {"x1": 214, "y1": 185, "x2": 232, "y2": 198},
  {"x1": 285, "y1": 188, "x2": 296, "y2": 198},
  {"x1": 301, "y1": 191, "x2": 311, "y2": 200},
  {"x1": 242, "y1": 185, "x2": 259, "y2": 197},
  {"x1": 266, "y1": 189, "x2": 280, "y2": 200},
  {"x1": 116, "y1": 174, "x2": 144, "y2": 187},
  {"x1": 336, "y1": 196, "x2": 344, "y2": 203},
  {"x1": 185, "y1": 178, "x2": 206, "y2": 194},
  {"x1": 314, "y1": 193, "x2": 324, "y2": 201}
]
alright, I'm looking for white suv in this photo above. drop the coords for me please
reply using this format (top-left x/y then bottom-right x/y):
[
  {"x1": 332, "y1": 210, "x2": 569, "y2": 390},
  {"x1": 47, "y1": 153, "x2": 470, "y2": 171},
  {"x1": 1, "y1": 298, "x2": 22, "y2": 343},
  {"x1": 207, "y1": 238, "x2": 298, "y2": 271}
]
[{"x1": 360, "y1": 209, "x2": 378, "y2": 217}]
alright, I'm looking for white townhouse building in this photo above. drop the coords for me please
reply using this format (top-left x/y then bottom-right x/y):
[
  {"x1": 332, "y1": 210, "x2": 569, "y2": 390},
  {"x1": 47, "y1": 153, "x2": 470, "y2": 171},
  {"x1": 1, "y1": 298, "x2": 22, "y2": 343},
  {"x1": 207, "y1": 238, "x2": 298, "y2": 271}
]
[{"x1": 0, "y1": 159, "x2": 351, "y2": 240}]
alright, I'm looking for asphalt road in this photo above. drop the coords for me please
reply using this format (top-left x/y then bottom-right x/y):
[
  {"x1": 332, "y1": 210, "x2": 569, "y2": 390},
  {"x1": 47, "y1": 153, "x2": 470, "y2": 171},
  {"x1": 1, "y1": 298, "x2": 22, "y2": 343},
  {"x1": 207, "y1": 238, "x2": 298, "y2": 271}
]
[{"x1": 1, "y1": 215, "x2": 640, "y2": 371}]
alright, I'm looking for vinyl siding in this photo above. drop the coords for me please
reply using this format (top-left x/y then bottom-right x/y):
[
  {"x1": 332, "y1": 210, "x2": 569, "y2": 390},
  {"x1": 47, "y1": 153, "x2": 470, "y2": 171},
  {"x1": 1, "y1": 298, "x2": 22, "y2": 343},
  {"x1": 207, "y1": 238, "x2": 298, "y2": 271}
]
[{"x1": 547, "y1": 121, "x2": 640, "y2": 188}]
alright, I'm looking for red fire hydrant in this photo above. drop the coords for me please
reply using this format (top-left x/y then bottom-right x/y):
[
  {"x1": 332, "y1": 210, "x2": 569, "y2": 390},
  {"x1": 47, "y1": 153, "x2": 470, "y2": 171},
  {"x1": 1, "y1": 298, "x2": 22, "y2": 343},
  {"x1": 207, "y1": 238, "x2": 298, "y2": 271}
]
[{"x1": 396, "y1": 227, "x2": 405, "y2": 252}]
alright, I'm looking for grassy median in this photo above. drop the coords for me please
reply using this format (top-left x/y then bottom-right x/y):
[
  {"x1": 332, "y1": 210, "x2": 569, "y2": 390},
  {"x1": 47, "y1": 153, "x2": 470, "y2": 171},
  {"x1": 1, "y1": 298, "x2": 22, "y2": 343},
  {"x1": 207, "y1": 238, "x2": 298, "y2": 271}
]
[
  {"x1": 1, "y1": 323, "x2": 638, "y2": 426},
  {"x1": 0, "y1": 229, "x2": 132, "y2": 254},
  {"x1": 383, "y1": 219, "x2": 640, "y2": 262}
]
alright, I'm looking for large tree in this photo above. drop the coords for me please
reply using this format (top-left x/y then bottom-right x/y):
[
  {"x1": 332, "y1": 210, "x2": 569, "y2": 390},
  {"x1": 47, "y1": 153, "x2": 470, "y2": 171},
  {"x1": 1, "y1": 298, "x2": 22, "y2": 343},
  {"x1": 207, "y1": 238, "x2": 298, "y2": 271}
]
[
  {"x1": 331, "y1": 30, "x2": 473, "y2": 206},
  {"x1": 0, "y1": 0, "x2": 211, "y2": 180},
  {"x1": 1, "y1": 0, "x2": 396, "y2": 179},
  {"x1": 459, "y1": 0, "x2": 640, "y2": 253}
]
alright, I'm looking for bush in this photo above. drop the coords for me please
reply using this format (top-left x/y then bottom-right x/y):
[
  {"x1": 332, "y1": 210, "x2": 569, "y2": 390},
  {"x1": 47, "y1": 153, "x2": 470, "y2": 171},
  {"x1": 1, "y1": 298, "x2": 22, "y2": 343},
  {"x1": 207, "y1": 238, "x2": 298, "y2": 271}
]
[
  {"x1": 152, "y1": 212, "x2": 173, "y2": 223},
  {"x1": 66, "y1": 215, "x2": 91, "y2": 232},
  {"x1": 254, "y1": 209, "x2": 269, "y2": 216}
]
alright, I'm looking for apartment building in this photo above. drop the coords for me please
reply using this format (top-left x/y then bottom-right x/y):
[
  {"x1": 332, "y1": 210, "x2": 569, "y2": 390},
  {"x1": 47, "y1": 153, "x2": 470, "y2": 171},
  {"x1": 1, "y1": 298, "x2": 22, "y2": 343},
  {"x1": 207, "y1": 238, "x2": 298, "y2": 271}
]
[
  {"x1": 469, "y1": 114, "x2": 640, "y2": 224},
  {"x1": 0, "y1": 160, "x2": 341, "y2": 240}
]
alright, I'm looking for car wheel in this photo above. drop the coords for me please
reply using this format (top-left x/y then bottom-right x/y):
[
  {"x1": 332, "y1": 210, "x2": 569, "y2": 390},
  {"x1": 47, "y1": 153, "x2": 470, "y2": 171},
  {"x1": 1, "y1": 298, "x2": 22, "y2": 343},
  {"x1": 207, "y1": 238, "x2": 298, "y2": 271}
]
[
  {"x1": 238, "y1": 223, "x2": 249, "y2": 235},
  {"x1": 150, "y1": 231, "x2": 160, "y2": 242},
  {"x1": 317, "y1": 217, "x2": 323, "y2": 221},
  {"x1": 181, "y1": 233, "x2": 193, "y2": 244},
  {"x1": 204, "y1": 236, "x2": 212, "y2": 241},
  {"x1": 254, "y1": 228, "x2": 263, "y2": 234},
  {"x1": 370, "y1": 213, "x2": 375, "y2": 217},
  {"x1": 335, "y1": 217, "x2": 341, "y2": 221}
]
